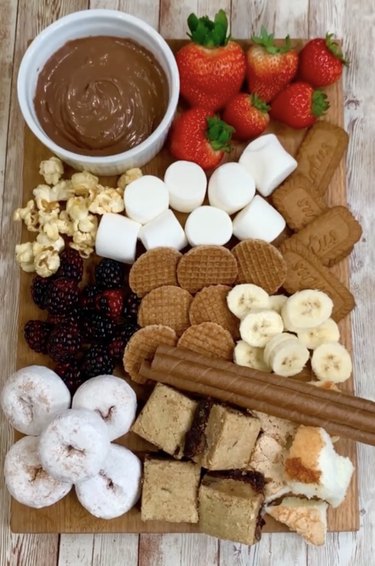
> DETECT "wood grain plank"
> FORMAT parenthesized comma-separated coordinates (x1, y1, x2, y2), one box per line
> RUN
(89, 0, 160, 25)
(138, 534, 218, 566)
(58, 533, 140, 566)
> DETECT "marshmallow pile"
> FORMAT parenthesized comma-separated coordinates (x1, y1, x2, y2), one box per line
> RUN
(95, 133, 296, 262)
(1, 367, 141, 519)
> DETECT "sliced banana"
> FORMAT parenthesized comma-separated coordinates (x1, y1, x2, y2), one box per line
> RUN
(311, 342, 352, 382)
(227, 284, 270, 319)
(240, 310, 284, 348)
(263, 332, 299, 367)
(269, 294, 288, 314)
(270, 339, 310, 377)
(282, 289, 333, 329)
(297, 318, 340, 349)
(234, 340, 270, 372)
(281, 303, 300, 332)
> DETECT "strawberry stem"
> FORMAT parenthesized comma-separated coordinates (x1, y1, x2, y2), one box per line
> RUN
(325, 32, 348, 65)
(206, 116, 234, 152)
(187, 9, 230, 47)
(312, 90, 330, 117)
(250, 94, 270, 113)
(251, 26, 292, 54)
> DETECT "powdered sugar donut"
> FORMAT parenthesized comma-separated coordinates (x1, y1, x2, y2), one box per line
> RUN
(0, 365, 71, 435)
(75, 444, 142, 519)
(72, 375, 137, 441)
(39, 408, 110, 483)
(4, 436, 72, 508)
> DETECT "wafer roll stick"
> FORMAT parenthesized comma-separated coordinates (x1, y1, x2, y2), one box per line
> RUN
(139, 362, 375, 446)
(151, 346, 375, 434)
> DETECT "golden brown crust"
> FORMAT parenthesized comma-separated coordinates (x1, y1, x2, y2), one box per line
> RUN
(284, 425, 324, 484)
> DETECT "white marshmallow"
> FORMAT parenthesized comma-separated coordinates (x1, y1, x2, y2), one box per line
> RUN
(0, 365, 71, 436)
(208, 162, 256, 214)
(124, 175, 169, 224)
(95, 213, 141, 264)
(233, 195, 286, 243)
(75, 444, 142, 519)
(72, 375, 137, 441)
(39, 408, 110, 483)
(239, 134, 297, 197)
(139, 209, 188, 251)
(5, 436, 72, 509)
(164, 160, 207, 213)
(185, 206, 233, 246)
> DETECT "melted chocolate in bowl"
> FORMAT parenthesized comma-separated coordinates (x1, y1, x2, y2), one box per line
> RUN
(34, 36, 169, 156)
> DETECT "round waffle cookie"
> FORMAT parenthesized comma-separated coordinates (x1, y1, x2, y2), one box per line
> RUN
(232, 239, 287, 294)
(177, 246, 238, 294)
(129, 247, 182, 297)
(123, 325, 177, 383)
(178, 322, 235, 361)
(189, 285, 240, 339)
(138, 285, 193, 336)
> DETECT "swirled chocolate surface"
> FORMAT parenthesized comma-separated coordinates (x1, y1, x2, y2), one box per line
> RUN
(34, 36, 169, 156)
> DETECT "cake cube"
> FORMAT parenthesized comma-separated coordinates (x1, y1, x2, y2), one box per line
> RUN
(141, 458, 200, 523)
(185, 401, 261, 470)
(131, 383, 197, 458)
(199, 472, 265, 544)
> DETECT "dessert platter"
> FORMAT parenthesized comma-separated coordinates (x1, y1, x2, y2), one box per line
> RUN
(2, 7, 372, 546)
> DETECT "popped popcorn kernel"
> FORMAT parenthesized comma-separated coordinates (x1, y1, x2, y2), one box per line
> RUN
(88, 187, 124, 214)
(39, 156, 64, 185)
(117, 168, 142, 190)
(34, 248, 61, 277)
(13, 200, 39, 232)
(66, 196, 90, 221)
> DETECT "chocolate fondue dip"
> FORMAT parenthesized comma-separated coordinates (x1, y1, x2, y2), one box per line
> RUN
(34, 36, 169, 156)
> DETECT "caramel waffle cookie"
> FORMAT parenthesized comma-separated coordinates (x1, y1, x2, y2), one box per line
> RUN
(189, 285, 240, 339)
(272, 172, 327, 231)
(295, 121, 349, 197)
(138, 285, 193, 336)
(178, 322, 235, 361)
(129, 247, 182, 297)
(123, 325, 177, 383)
(279, 239, 355, 322)
(287, 206, 362, 267)
(177, 246, 238, 294)
(232, 239, 287, 294)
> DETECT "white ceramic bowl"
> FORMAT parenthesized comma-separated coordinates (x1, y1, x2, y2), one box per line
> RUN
(17, 9, 180, 176)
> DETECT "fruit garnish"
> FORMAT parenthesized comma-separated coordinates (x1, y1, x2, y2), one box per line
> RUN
(298, 33, 347, 87)
(223, 93, 270, 140)
(270, 82, 329, 129)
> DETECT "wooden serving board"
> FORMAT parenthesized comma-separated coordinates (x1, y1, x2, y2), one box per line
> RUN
(12, 40, 358, 534)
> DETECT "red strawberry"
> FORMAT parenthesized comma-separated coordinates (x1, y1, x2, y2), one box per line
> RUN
(246, 27, 298, 102)
(96, 289, 124, 321)
(176, 10, 246, 111)
(270, 82, 329, 129)
(169, 108, 234, 170)
(223, 93, 270, 140)
(298, 33, 347, 87)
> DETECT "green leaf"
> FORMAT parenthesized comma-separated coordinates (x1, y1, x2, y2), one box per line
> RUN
(251, 26, 293, 54)
(325, 32, 348, 65)
(251, 94, 270, 113)
(186, 9, 229, 47)
(312, 89, 330, 117)
(206, 116, 234, 152)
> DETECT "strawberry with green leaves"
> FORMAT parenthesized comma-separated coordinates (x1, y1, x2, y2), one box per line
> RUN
(246, 27, 298, 102)
(298, 33, 347, 87)
(176, 10, 246, 111)
(270, 81, 329, 129)
(223, 93, 270, 140)
(169, 107, 234, 170)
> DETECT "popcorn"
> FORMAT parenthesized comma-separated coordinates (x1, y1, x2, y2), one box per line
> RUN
(15, 242, 35, 272)
(34, 249, 61, 277)
(56, 210, 75, 236)
(66, 196, 90, 221)
(13, 200, 39, 232)
(33, 232, 65, 255)
(33, 184, 60, 212)
(71, 171, 99, 198)
(41, 221, 60, 242)
(117, 168, 142, 190)
(50, 180, 73, 201)
(39, 156, 64, 185)
(88, 187, 124, 214)
(38, 207, 60, 228)
(75, 214, 98, 234)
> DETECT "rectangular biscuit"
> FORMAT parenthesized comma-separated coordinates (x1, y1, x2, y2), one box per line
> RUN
(295, 121, 349, 196)
(272, 173, 327, 231)
(279, 239, 355, 322)
(288, 206, 362, 266)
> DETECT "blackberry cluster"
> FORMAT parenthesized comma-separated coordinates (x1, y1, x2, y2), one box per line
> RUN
(80, 344, 115, 379)
(24, 320, 52, 354)
(95, 259, 125, 289)
(44, 278, 79, 315)
(56, 248, 83, 281)
(123, 292, 141, 322)
(47, 322, 82, 362)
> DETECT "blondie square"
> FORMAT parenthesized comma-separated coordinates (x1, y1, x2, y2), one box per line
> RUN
(141, 458, 200, 523)
(199, 472, 265, 544)
(132, 383, 197, 458)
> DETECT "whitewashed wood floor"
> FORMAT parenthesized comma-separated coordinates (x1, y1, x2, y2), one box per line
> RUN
(1, 0, 374, 564)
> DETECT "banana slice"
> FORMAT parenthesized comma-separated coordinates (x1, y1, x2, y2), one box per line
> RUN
(281, 303, 300, 332)
(240, 310, 283, 348)
(282, 290, 333, 329)
(234, 340, 270, 371)
(297, 318, 340, 349)
(263, 332, 299, 367)
(227, 284, 270, 319)
(270, 339, 310, 377)
(311, 342, 352, 382)
(269, 294, 288, 314)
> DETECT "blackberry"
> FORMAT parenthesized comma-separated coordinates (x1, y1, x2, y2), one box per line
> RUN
(45, 278, 79, 315)
(95, 259, 125, 289)
(47, 309, 80, 327)
(79, 284, 100, 314)
(95, 289, 124, 321)
(47, 322, 82, 362)
(81, 311, 116, 342)
(31, 275, 51, 310)
(24, 320, 52, 354)
(109, 322, 139, 361)
(56, 248, 83, 281)
(80, 344, 115, 379)
(55, 359, 84, 394)
(123, 292, 141, 322)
